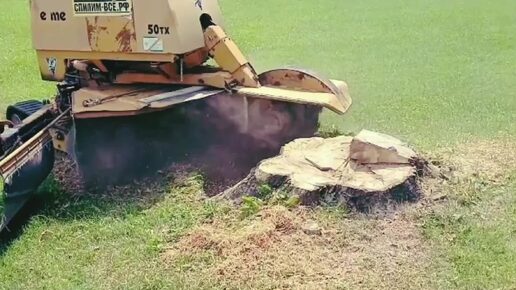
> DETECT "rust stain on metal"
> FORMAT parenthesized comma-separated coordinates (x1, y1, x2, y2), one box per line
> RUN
(116, 23, 136, 52)
(319, 80, 330, 91)
(85, 17, 96, 48)
(86, 17, 108, 51)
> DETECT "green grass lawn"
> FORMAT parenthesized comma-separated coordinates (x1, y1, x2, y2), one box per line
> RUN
(1, 0, 515, 289)
(424, 174, 516, 289)
(220, 0, 516, 150)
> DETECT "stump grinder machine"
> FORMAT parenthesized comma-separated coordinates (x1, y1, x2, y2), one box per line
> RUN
(0, 0, 351, 230)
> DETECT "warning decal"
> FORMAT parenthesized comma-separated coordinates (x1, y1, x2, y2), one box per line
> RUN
(73, 0, 132, 16)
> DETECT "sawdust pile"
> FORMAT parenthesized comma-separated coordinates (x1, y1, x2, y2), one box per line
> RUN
(421, 137, 516, 199)
(162, 206, 431, 289)
(431, 138, 516, 179)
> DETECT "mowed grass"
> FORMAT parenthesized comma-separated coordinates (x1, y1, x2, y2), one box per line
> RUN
(221, 0, 516, 150)
(0, 0, 54, 109)
(0, 176, 223, 289)
(0, 0, 515, 149)
(424, 174, 516, 289)
(0, 0, 515, 289)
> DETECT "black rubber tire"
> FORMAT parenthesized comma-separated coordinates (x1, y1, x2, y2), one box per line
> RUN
(6, 100, 44, 124)
(9, 113, 23, 126)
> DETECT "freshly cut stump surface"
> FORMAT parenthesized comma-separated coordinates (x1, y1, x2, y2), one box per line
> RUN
(219, 130, 424, 210)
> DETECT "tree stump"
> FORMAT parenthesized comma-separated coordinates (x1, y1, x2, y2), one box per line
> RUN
(217, 130, 425, 210)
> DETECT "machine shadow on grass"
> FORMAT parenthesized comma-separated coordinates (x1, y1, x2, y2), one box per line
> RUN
(0, 116, 284, 253)
(0, 176, 164, 255)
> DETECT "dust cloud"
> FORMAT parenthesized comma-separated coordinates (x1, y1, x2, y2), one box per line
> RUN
(73, 93, 319, 193)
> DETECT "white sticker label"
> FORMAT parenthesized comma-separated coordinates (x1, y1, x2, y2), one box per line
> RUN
(73, 0, 133, 16)
(47, 57, 57, 75)
(143, 37, 164, 52)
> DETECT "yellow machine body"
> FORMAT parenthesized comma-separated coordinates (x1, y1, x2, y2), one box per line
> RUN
(31, 0, 223, 80)
(2, 0, 354, 229)
(30, 0, 351, 118)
